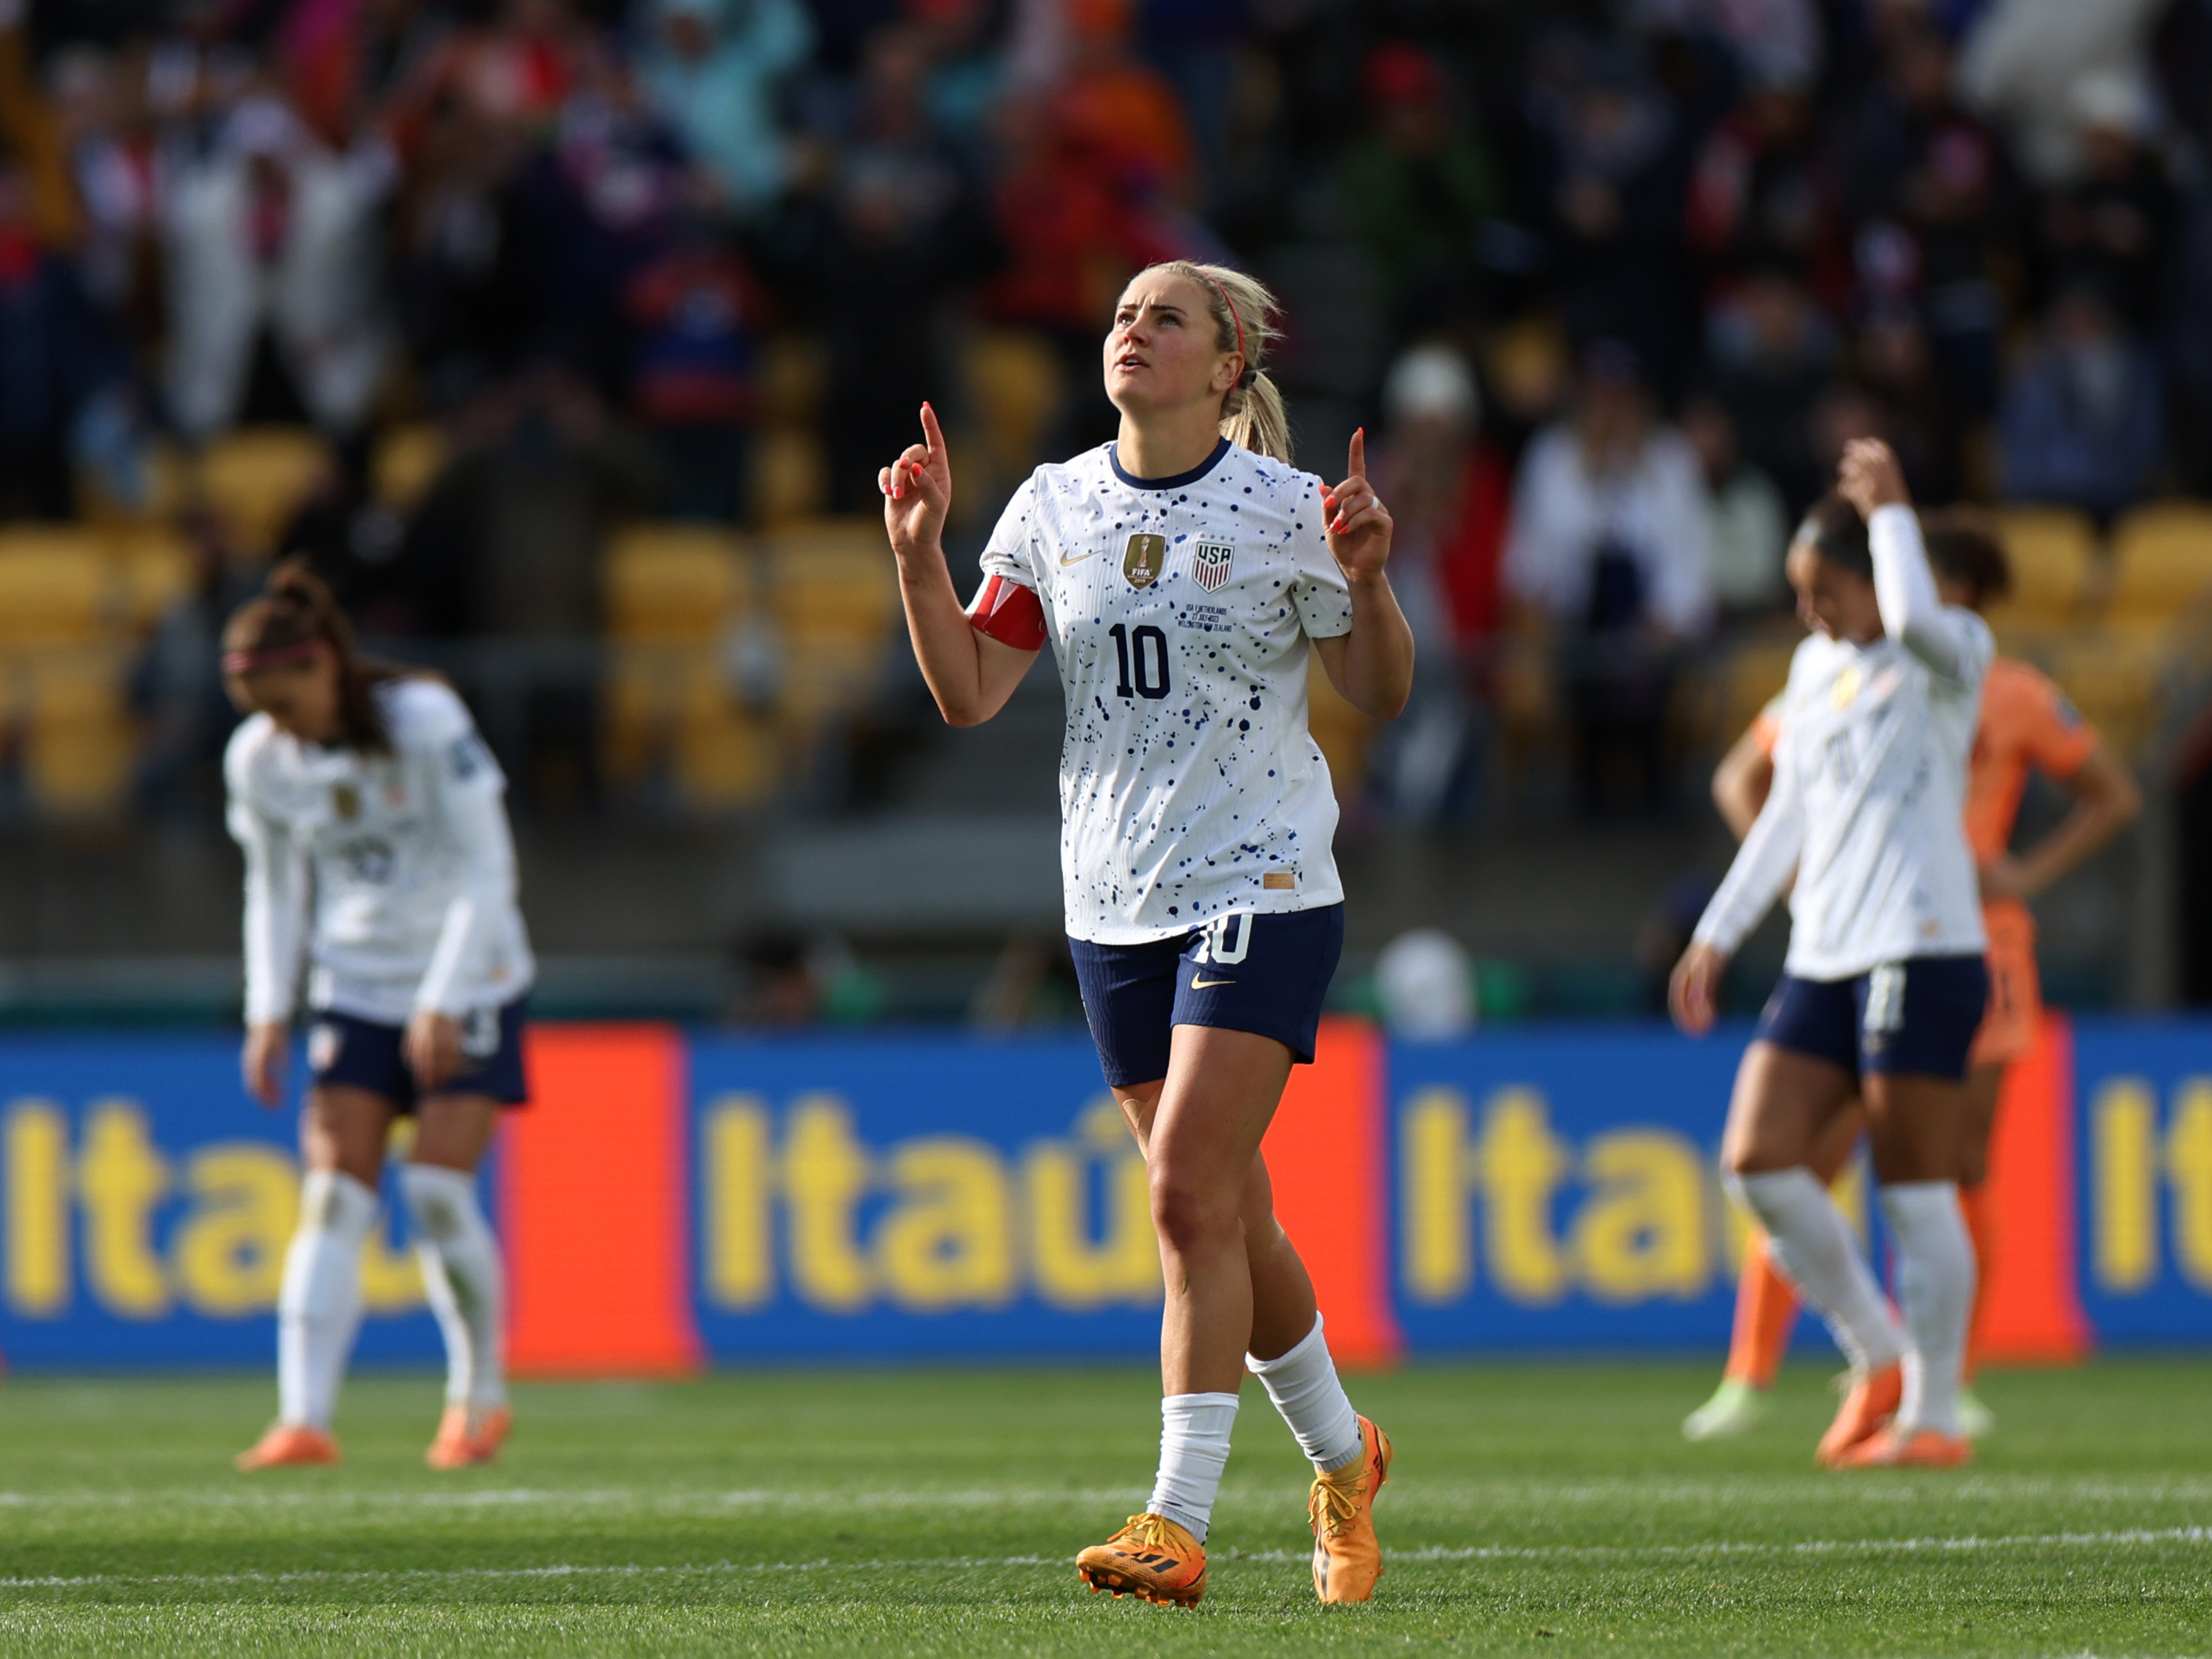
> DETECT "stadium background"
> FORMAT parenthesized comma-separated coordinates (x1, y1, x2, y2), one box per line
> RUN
(4, 0, 2212, 1368)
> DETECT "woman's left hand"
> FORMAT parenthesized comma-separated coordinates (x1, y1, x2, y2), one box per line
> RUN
(1322, 429, 1393, 583)
(405, 1009, 465, 1091)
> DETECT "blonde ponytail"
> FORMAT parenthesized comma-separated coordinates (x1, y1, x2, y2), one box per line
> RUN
(1142, 259, 1293, 463)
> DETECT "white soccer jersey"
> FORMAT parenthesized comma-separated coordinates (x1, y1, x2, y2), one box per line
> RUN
(1694, 506, 1993, 979)
(226, 677, 536, 1026)
(975, 438, 1357, 943)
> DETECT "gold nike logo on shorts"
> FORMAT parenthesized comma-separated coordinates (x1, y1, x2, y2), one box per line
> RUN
(1190, 974, 1234, 989)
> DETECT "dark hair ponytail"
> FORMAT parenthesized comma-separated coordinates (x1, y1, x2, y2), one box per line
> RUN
(1794, 492, 1874, 581)
(1920, 507, 2012, 612)
(222, 559, 407, 751)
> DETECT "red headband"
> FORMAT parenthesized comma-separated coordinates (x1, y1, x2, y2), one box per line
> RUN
(1207, 276, 1246, 368)
(222, 640, 322, 675)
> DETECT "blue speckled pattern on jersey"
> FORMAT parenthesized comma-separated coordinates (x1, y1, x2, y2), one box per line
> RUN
(979, 441, 1356, 944)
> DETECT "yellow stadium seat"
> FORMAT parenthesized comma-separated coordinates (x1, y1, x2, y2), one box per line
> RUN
(677, 704, 781, 809)
(1987, 507, 2095, 626)
(0, 527, 115, 645)
(2106, 502, 2212, 629)
(197, 427, 335, 556)
(752, 426, 829, 527)
(109, 527, 195, 630)
(1720, 636, 1797, 743)
(1306, 653, 1371, 802)
(2044, 629, 2168, 761)
(22, 645, 134, 816)
(603, 525, 752, 643)
(966, 330, 1064, 477)
(375, 424, 449, 510)
(74, 439, 190, 527)
(767, 519, 896, 631)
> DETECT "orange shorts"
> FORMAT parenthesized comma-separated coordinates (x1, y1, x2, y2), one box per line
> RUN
(1969, 902, 2041, 1068)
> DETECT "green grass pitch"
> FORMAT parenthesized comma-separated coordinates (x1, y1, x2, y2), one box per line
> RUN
(1, 1359, 2208, 1655)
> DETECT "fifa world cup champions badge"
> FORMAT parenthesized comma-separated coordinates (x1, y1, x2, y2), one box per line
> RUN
(1123, 533, 1167, 589)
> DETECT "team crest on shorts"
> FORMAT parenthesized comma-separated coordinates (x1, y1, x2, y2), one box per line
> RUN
(307, 1021, 342, 1073)
(1123, 533, 1167, 588)
(1193, 540, 1234, 592)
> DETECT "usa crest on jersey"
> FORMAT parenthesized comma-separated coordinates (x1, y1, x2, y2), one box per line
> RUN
(1193, 540, 1234, 592)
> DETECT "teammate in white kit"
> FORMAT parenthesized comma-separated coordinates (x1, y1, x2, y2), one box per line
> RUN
(882, 260, 1414, 1604)
(1672, 440, 1992, 1469)
(222, 562, 534, 1472)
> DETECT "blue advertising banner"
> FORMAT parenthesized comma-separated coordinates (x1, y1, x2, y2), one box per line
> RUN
(1389, 1024, 1833, 1353)
(2072, 1021, 2212, 1345)
(0, 1035, 443, 1368)
(688, 1033, 1161, 1360)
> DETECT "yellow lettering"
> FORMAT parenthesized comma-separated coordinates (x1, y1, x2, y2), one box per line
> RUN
(1479, 1088, 1570, 1305)
(2167, 1080, 2212, 1291)
(1575, 1131, 1708, 1301)
(77, 1100, 171, 1318)
(1027, 1099, 1159, 1309)
(1401, 1087, 1476, 1303)
(173, 1146, 297, 1316)
(2093, 1078, 2159, 1292)
(879, 1138, 1015, 1311)
(705, 1095, 776, 1309)
(784, 1095, 873, 1311)
(4, 1100, 70, 1316)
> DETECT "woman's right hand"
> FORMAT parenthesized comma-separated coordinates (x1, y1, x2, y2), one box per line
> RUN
(242, 1022, 289, 1108)
(1668, 941, 1729, 1037)
(881, 402, 952, 566)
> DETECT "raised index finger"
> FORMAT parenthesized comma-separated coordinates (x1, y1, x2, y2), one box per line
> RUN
(1347, 426, 1366, 481)
(919, 401, 946, 462)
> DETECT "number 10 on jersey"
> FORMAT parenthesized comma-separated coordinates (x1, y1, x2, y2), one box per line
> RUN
(1108, 623, 1170, 700)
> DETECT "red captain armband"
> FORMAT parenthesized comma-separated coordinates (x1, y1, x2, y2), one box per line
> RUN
(967, 574, 1048, 651)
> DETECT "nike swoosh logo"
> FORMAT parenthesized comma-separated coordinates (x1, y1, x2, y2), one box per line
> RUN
(1190, 974, 1235, 989)
(1058, 548, 1101, 567)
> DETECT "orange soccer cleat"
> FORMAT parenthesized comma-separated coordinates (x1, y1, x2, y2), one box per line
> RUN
(1815, 1361, 1903, 1468)
(234, 1423, 340, 1471)
(1076, 1512, 1208, 1607)
(1833, 1426, 1973, 1469)
(1309, 1415, 1393, 1603)
(425, 1403, 514, 1470)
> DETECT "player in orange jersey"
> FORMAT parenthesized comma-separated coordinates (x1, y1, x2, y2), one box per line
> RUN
(1683, 509, 2141, 1442)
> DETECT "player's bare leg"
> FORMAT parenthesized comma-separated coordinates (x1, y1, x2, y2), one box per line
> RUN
(1721, 1045, 1911, 1465)
(407, 1094, 512, 1469)
(238, 1085, 392, 1470)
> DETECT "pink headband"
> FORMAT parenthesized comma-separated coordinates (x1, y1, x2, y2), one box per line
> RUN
(1207, 276, 1246, 368)
(222, 640, 322, 675)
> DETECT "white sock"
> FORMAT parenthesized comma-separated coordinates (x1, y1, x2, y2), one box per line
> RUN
(400, 1163, 507, 1412)
(1730, 1169, 1908, 1375)
(1147, 1392, 1239, 1542)
(1247, 1315, 1364, 1473)
(1880, 1181, 1974, 1437)
(276, 1170, 379, 1430)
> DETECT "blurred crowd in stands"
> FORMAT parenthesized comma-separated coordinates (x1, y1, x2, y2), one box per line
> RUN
(5, 0, 2212, 825)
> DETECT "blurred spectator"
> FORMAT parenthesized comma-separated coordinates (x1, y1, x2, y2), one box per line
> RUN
(2032, 71, 2172, 334)
(1050, 0, 1195, 209)
(1504, 341, 1712, 815)
(160, 95, 396, 441)
(1704, 265, 1832, 513)
(1958, 0, 2165, 187)
(1334, 44, 1499, 329)
(1837, 20, 2011, 412)
(131, 508, 260, 819)
(1855, 302, 1965, 503)
(1529, 44, 1691, 395)
(635, 0, 813, 214)
(1632, 0, 1820, 93)
(0, 152, 125, 520)
(1685, 78, 1844, 306)
(626, 224, 766, 520)
(1367, 343, 1506, 822)
(1680, 392, 1787, 619)
(1999, 286, 2164, 524)
(274, 450, 410, 632)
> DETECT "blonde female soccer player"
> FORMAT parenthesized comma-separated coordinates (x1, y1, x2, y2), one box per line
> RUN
(881, 261, 1414, 1604)
(1672, 440, 1993, 1469)
(224, 562, 534, 1472)
(1681, 510, 2140, 1442)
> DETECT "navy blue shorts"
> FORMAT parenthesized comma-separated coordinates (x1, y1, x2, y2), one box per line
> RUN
(305, 999, 531, 1112)
(1754, 957, 1990, 1083)
(1069, 905, 1344, 1088)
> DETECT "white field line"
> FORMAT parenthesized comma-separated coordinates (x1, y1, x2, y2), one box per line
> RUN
(8, 1475, 2212, 1512)
(0, 1526, 2208, 1593)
